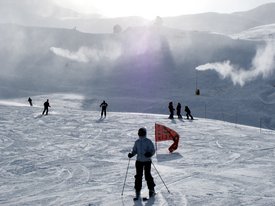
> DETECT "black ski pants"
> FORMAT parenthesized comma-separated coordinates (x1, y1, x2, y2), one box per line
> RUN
(169, 110, 174, 119)
(134, 161, 155, 192)
(186, 113, 193, 119)
(101, 108, 106, 117)
(42, 107, 49, 115)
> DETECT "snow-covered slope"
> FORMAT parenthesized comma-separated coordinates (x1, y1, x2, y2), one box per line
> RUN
(1, 94, 275, 205)
(232, 24, 275, 40)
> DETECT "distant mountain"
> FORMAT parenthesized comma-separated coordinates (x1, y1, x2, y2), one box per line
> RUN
(163, 12, 258, 34)
(163, 3, 275, 34)
(0, 0, 81, 26)
(1, 1, 275, 34)
(234, 3, 275, 25)
(0, 0, 149, 33)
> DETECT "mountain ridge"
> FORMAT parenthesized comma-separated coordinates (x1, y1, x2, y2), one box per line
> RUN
(1, 2, 275, 33)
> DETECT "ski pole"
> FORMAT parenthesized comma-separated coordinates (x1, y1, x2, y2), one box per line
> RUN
(152, 161, 171, 193)
(121, 158, 131, 196)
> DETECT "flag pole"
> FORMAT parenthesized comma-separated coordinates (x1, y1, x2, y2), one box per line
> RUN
(155, 123, 158, 153)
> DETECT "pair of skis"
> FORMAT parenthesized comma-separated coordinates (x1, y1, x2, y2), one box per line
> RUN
(133, 196, 152, 201)
(133, 193, 156, 201)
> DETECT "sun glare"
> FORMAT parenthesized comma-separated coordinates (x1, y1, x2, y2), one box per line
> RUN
(53, 0, 99, 15)
(53, 0, 211, 19)
(53, 0, 269, 19)
(95, 0, 207, 19)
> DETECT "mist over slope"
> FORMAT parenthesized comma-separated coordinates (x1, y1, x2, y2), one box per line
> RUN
(0, 23, 274, 129)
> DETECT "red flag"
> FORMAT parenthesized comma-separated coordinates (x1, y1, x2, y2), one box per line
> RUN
(155, 123, 180, 153)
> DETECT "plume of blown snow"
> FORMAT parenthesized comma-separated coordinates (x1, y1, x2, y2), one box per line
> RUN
(195, 41, 275, 86)
(50, 45, 122, 63)
(50, 47, 90, 62)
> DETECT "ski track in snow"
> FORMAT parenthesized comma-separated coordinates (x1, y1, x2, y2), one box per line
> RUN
(1, 95, 275, 205)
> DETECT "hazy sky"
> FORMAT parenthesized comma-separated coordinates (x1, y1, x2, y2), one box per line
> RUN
(53, 0, 275, 19)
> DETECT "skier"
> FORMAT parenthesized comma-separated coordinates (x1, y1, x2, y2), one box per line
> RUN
(100, 100, 108, 118)
(168, 102, 175, 119)
(176, 103, 182, 119)
(28, 97, 33, 106)
(184, 106, 193, 120)
(42, 99, 51, 115)
(128, 127, 156, 200)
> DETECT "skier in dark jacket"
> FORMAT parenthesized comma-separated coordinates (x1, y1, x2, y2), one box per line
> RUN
(100, 100, 108, 117)
(176, 103, 182, 119)
(28, 97, 33, 106)
(184, 106, 193, 120)
(42, 99, 51, 115)
(128, 127, 156, 200)
(168, 102, 175, 119)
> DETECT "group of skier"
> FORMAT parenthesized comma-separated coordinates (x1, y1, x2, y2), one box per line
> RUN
(28, 97, 51, 115)
(168, 101, 193, 120)
(28, 97, 108, 117)
(28, 97, 193, 121)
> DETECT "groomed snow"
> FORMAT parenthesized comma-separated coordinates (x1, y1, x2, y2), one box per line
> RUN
(1, 94, 275, 206)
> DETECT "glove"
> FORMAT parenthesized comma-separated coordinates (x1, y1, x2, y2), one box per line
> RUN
(128, 153, 134, 158)
(144, 152, 152, 158)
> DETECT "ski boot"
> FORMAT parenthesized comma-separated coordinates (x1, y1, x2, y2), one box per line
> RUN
(149, 189, 156, 198)
(133, 191, 140, 201)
